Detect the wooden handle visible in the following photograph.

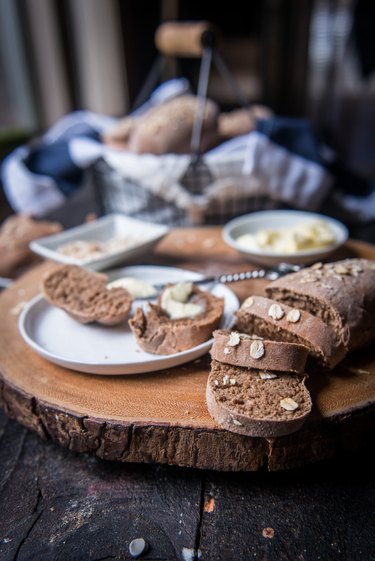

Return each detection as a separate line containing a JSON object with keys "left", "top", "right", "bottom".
{"left": 155, "top": 21, "right": 217, "bottom": 57}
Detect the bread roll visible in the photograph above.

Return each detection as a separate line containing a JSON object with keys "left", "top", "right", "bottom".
{"left": 127, "top": 94, "right": 220, "bottom": 155}
{"left": 129, "top": 284, "right": 224, "bottom": 354}
{"left": 42, "top": 264, "right": 132, "bottom": 326}
{"left": 235, "top": 295, "right": 347, "bottom": 370}
{"left": 0, "top": 214, "right": 62, "bottom": 277}
{"left": 266, "top": 259, "right": 375, "bottom": 352}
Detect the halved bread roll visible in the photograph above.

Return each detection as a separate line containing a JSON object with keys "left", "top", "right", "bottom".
{"left": 42, "top": 264, "right": 132, "bottom": 326}
{"left": 129, "top": 284, "right": 224, "bottom": 354}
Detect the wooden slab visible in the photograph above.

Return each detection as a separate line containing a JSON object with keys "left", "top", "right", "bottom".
{"left": 0, "top": 228, "right": 375, "bottom": 471}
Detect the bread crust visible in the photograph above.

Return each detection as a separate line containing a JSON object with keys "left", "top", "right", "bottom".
{"left": 42, "top": 264, "right": 132, "bottom": 326}
{"left": 129, "top": 286, "right": 224, "bottom": 354}
{"left": 0, "top": 214, "right": 61, "bottom": 277}
{"left": 266, "top": 258, "right": 375, "bottom": 352}
{"left": 206, "top": 360, "right": 312, "bottom": 438}
{"left": 235, "top": 296, "right": 347, "bottom": 369}
{"left": 126, "top": 95, "right": 220, "bottom": 155}
{"left": 210, "top": 329, "right": 308, "bottom": 374}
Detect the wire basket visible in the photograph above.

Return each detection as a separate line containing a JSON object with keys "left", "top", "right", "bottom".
{"left": 92, "top": 21, "right": 278, "bottom": 226}
{"left": 93, "top": 156, "right": 276, "bottom": 226}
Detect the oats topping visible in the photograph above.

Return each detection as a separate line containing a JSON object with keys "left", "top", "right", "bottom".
{"left": 286, "top": 309, "right": 301, "bottom": 323}
{"left": 299, "top": 275, "right": 317, "bottom": 283}
{"left": 232, "top": 419, "right": 243, "bottom": 426}
{"left": 334, "top": 264, "right": 350, "bottom": 275}
{"left": 223, "top": 347, "right": 231, "bottom": 355}
{"left": 259, "top": 372, "right": 278, "bottom": 380}
{"left": 280, "top": 397, "right": 299, "bottom": 411}
{"left": 250, "top": 340, "right": 265, "bottom": 359}
{"left": 228, "top": 331, "right": 241, "bottom": 346}
{"left": 243, "top": 296, "right": 254, "bottom": 308}
{"left": 268, "top": 303, "right": 285, "bottom": 320}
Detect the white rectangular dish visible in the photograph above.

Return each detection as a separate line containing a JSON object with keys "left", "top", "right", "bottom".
{"left": 29, "top": 214, "right": 170, "bottom": 271}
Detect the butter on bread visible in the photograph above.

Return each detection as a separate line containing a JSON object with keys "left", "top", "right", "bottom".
{"left": 129, "top": 283, "right": 224, "bottom": 354}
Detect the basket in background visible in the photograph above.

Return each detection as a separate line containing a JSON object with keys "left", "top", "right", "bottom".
{"left": 93, "top": 156, "right": 276, "bottom": 227}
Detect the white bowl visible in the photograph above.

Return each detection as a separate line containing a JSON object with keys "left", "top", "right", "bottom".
{"left": 222, "top": 210, "right": 349, "bottom": 266}
{"left": 30, "top": 214, "right": 170, "bottom": 271}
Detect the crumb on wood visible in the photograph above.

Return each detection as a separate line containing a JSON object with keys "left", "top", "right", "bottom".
{"left": 262, "top": 527, "right": 275, "bottom": 539}
{"left": 204, "top": 496, "right": 215, "bottom": 513}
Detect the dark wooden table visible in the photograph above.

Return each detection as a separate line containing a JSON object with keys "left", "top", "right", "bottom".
{"left": 1, "top": 228, "right": 375, "bottom": 561}
{"left": 1, "top": 408, "right": 374, "bottom": 561}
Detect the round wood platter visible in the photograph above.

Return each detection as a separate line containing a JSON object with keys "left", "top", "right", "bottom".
{"left": 1, "top": 227, "right": 375, "bottom": 471}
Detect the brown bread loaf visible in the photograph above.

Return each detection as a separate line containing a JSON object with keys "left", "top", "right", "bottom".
{"left": 210, "top": 329, "right": 308, "bottom": 374}
{"left": 235, "top": 295, "right": 347, "bottom": 369}
{"left": 129, "top": 285, "right": 224, "bottom": 355}
{"left": 265, "top": 258, "right": 375, "bottom": 352}
{"left": 206, "top": 359, "right": 312, "bottom": 438}
{"left": 126, "top": 94, "right": 220, "bottom": 155}
{"left": 42, "top": 264, "right": 132, "bottom": 326}
{"left": 218, "top": 105, "right": 273, "bottom": 139}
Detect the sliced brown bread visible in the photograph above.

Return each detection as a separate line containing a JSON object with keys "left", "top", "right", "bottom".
{"left": 210, "top": 329, "right": 308, "bottom": 374}
{"left": 265, "top": 258, "right": 375, "bottom": 352}
{"left": 235, "top": 295, "right": 347, "bottom": 370}
{"left": 42, "top": 264, "right": 132, "bottom": 326}
{"left": 206, "top": 359, "right": 312, "bottom": 438}
{"left": 129, "top": 286, "right": 224, "bottom": 354}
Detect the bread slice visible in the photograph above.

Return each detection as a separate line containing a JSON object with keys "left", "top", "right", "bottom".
{"left": 210, "top": 329, "right": 308, "bottom": 374}
{"left": 206, "top": 359, "right": 312, "bottom": 437}
{"left": 42, "top": 264, "right": 132, "bottom": 326}
{"left": 235, "top": 295, "right": 346, "bottom": 370}
{"left": 266, "top": 258, "right": 375, "bottom": 352}
{"left": 129, "top": 285, "right": 224, "bottom": 355}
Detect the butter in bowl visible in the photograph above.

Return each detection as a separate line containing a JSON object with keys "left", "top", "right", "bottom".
{"left": 222, "top": 210, "right": 349, "bottom": 266}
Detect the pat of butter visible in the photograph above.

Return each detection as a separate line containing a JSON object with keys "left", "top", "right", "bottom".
{"left": 236, "top": 219, "right": 336, "bottom": 254}
{"left": 107, "top": 277, "right": 157, "bottom": 298}
{"left": 161, "top": 282, "right": 203, "bottom": 320}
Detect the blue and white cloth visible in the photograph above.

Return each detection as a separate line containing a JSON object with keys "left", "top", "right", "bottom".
{"left": 2, "top": 79, "right": 375, "bottom": 225}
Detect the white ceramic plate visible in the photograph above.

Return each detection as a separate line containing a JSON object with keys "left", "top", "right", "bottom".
{"left": 18, "top": 266, "right": 239, "bottom": 375}
{"left": 29, "top": 214, "right": 169, "bottom": 271}
{"left": 222, "top": 210, "right": 349, "bottom": 266}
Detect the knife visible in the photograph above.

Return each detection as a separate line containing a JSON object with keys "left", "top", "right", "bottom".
{"left": 107, "top": 262, "right": 302, "bottom": 298}
{"left": 152, "top": 262, "right": 302, "bottom": 290}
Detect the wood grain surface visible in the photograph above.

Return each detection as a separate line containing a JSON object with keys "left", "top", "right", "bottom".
{"left": 0, "top": 227, "right": 375, "bottom": 471}
{"left": 1, "top": 408, "right": 374, "bottom": 561}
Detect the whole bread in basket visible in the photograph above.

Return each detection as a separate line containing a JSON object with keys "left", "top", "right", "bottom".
{"left": 102, "top": 94, "right": 220, "bottom": 154}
